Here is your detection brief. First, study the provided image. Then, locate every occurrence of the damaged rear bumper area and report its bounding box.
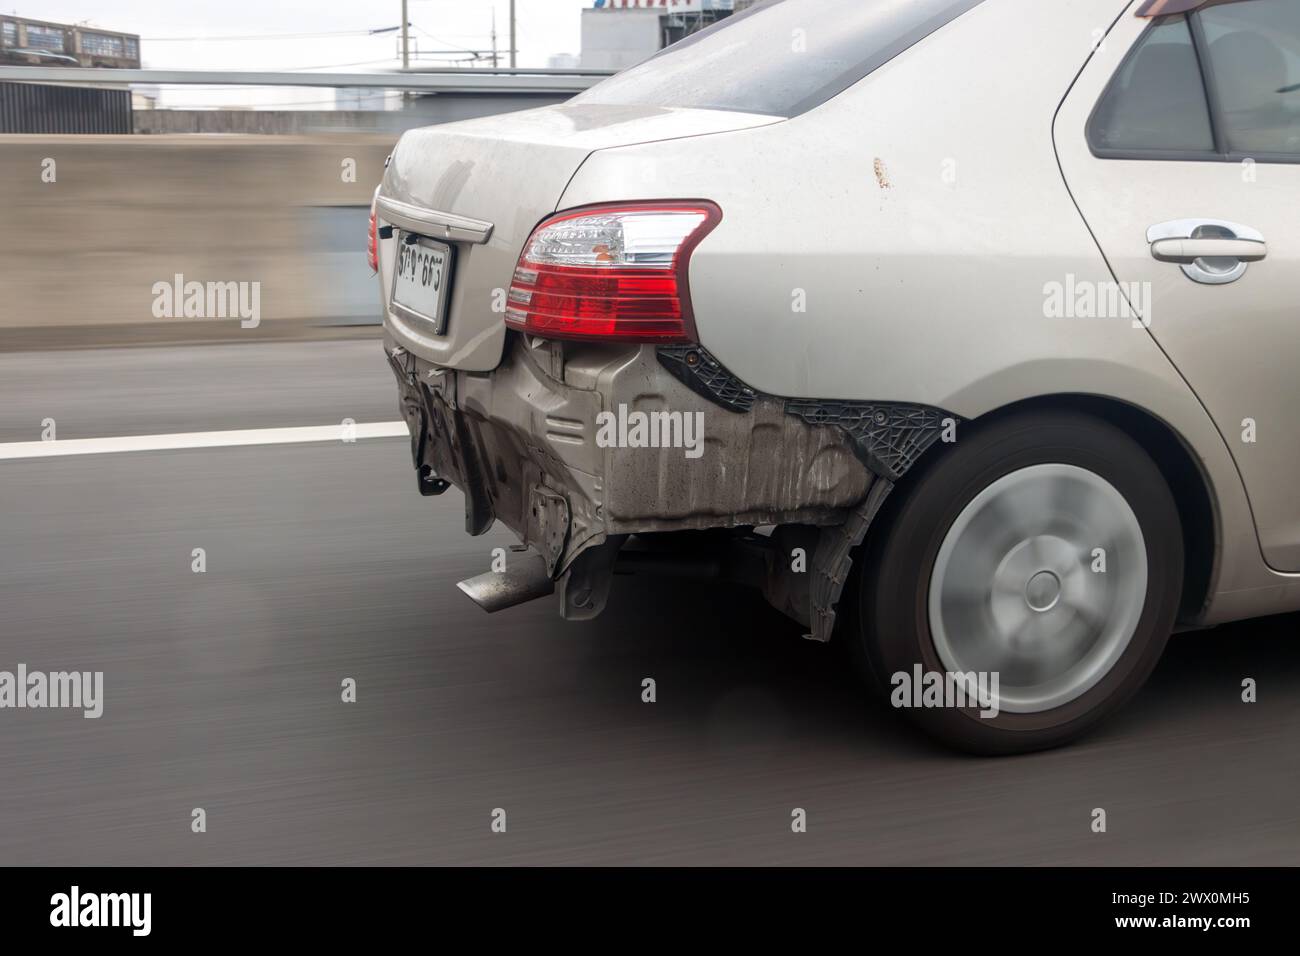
[385,332,953,640]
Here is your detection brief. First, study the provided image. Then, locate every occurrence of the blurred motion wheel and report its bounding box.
[854,410,1183,754]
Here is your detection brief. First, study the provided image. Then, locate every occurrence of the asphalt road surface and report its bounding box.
[2,339,1298,865]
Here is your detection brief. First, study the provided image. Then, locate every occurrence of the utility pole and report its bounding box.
[509,0,516,68]
[400,0,410,71]
[491,9,498,69]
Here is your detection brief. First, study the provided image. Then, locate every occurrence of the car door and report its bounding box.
[1055,0,1300,571]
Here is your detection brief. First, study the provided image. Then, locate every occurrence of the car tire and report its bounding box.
[853,409,1184,755]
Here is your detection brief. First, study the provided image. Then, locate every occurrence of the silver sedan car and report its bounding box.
[371,0,1300,753]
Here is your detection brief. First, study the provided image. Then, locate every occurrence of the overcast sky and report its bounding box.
[17,1,594,106]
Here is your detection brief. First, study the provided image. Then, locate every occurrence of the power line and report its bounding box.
[141,21,503,58]
[142,28,382,42]
[410,23,478,54]
[286,59,401,72]
[138,58,400,78]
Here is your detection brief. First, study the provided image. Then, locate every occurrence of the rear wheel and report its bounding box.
[854,410,1183,754]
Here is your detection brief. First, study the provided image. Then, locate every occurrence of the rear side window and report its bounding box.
[1088,17,1215,154]
[574,0,987,118]
[1089,0,1300,161]
[1199,0,1300,155]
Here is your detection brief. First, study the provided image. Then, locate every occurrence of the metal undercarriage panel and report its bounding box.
[387,333,955,640]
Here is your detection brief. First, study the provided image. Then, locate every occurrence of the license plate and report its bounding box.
[391,233,453,334]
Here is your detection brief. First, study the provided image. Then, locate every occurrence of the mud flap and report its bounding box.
[807,473,894,643]
[558,534,627,621]
[443,399,494,535]
[418,381,492,534]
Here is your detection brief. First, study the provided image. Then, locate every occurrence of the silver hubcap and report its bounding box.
[927,463,1147,714]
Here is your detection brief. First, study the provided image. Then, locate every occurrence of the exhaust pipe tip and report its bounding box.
[456,552,555,613]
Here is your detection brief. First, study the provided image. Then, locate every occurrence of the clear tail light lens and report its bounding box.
[506,202,721,343]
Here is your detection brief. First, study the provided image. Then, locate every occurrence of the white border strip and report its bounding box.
[0,422,409,461]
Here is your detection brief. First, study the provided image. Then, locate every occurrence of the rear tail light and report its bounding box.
[367,188,380,273]
[506,201,721,343]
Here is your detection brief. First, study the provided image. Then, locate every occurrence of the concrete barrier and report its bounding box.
[0,133,396,349]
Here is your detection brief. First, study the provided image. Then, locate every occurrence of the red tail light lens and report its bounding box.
[506,201,721,343]
[367,188,379,273]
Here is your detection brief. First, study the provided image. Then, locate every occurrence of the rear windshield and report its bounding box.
[575,0,987,118]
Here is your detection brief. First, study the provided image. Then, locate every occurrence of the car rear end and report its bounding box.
[372,0,983,630]
[373,143,876,624]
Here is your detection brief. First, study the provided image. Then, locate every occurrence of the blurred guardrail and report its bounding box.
[0,67,610,350]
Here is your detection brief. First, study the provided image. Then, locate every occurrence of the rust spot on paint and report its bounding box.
[873,157,892,190]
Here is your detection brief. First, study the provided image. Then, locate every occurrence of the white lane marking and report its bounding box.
[0,422,409,461]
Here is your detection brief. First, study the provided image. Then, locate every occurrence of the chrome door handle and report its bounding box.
[1147,219,1267,285]
[1150,238,1267,263]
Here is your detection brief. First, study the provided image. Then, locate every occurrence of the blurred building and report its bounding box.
[581,0,735,70]
[1,16,140,69]
[0,17,139,133]
[547,53,582,70]
[334,87,395,112]
[131,84,161,112]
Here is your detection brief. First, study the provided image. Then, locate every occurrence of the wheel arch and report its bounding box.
[896,393,1219,625]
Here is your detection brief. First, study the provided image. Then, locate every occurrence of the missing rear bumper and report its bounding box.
[387,333,955,639]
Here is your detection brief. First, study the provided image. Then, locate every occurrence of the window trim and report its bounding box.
[1086,9,1300,164]
[1136,0,1251,17]
[1187,10,1228,152]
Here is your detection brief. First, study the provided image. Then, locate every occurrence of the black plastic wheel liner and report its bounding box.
[657,343,961,642]
[657,344,956,482]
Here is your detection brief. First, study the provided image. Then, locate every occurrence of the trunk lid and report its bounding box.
[377,103,780,370]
